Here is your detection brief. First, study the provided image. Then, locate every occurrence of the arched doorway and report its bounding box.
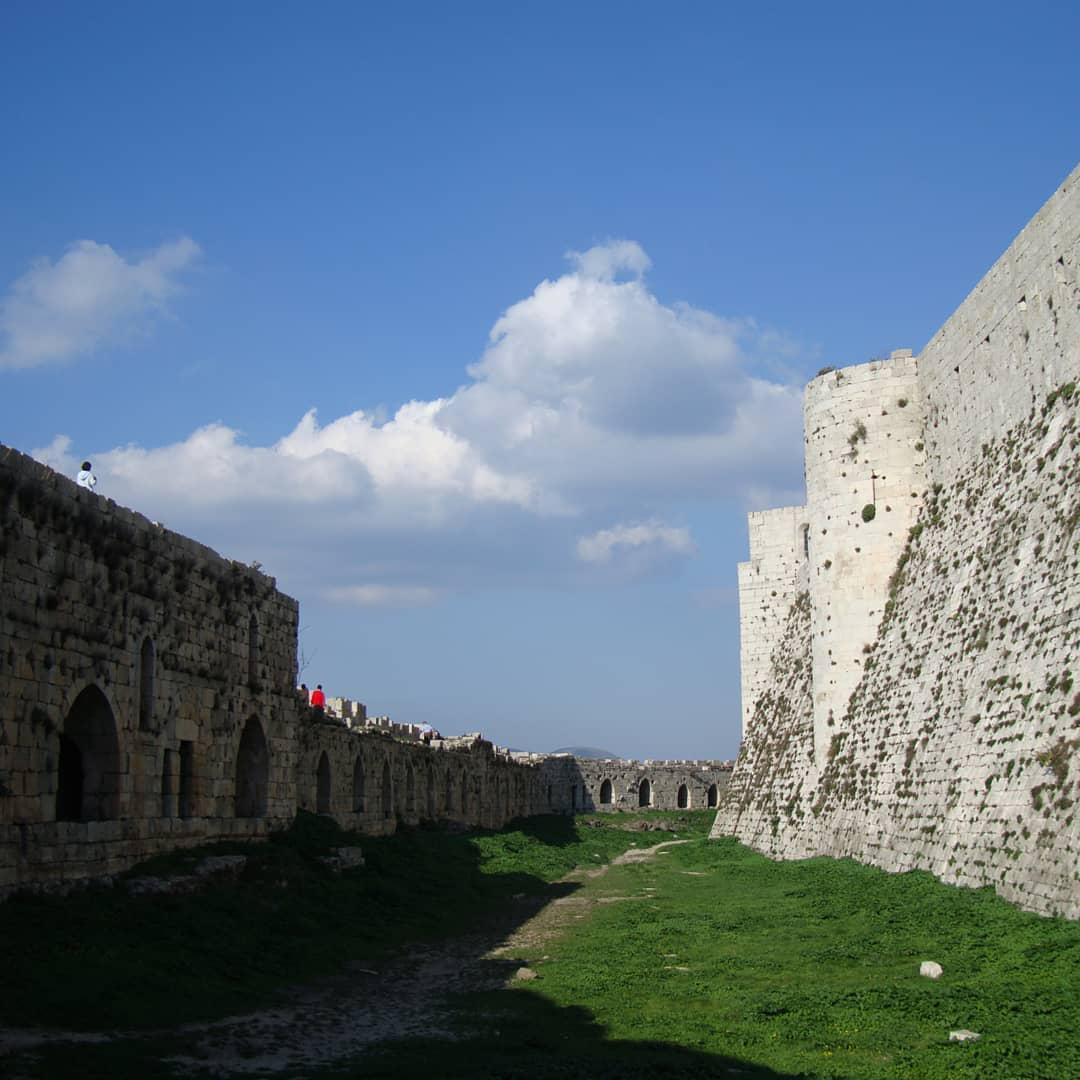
[235,716,269,818]
[445,769,454,813]
[316,752,332,813]
[405,765,416,814]
[353,756,366,813]
[707,783,718,808]
[381,761,392,820]
[638,778,652,807]
[677,783,689,809]
[56,686,121,821]
[426,768,435,818]
[460,770,468,816]
[599,778,613,805]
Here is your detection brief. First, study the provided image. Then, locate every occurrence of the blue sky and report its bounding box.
[2,2,1077,758]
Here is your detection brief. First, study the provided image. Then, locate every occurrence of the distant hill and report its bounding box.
[550,745,621,760]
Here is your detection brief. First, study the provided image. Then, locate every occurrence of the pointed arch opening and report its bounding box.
[426,768,435,817]
[235,716,269,818]
[677,783,689,809]
[707,783,718,808]
[599,778,613,805]
[56,686,121,821]
[316,751,332,813]
[405,764,416,814]
[445,769,454,813]
[638,778,652,807]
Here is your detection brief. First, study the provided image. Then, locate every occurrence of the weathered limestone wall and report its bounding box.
[738,507,807,738]
[804,353,925,764]
[0,445,300,889]
[715,592,816,852]
[536,756,732,813]
[0,445,542,893]
[296,721,538,834]
[918,166,1080,488]
[715,164,1080,919]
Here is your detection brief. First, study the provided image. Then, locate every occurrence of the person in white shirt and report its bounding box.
[76,461,97,492]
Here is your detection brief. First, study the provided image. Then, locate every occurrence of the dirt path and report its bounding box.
[0,839,688,1077]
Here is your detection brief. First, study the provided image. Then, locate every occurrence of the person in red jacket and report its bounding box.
[310,684,326,712]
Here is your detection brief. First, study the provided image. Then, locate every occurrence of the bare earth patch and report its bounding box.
[0,840,688,1077]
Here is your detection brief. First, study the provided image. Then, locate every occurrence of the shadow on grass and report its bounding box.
[0,813,782,1078]
[344,986,799,1078]
[0,814,580,1031]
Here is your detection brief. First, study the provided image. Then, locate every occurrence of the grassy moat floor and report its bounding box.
[1,811,1077,1078]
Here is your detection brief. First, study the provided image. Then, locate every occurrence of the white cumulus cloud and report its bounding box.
[576,521,697,564]
[31,239,807,599]
[0,237,200,369]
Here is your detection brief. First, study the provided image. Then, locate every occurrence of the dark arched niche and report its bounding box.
[677,783,689,809]
[235,716,269,818]
[638,778,652,807]
[707,783,719,808]
[599,778,613,805]
[56,686,121,822]
[316,751,332,813]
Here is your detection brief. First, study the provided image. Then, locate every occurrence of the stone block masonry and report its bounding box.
[534,755,733,813]
[0,446,539,892]
[714,163,1080,919]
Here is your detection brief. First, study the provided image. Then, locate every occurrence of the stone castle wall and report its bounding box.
[737,507,806,738]
[0,446,539,892]
[535,755,732,813]
[714,163,1080,919]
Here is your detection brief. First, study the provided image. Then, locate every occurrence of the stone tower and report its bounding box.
[803,352,924,764]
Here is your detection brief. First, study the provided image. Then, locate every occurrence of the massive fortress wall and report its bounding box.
[0,446,538,892]
[714,164,1080,919]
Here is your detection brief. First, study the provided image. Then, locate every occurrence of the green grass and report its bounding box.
[358,836,1077,1079]
[3,815,1077,1079]
[0,810,684,1031]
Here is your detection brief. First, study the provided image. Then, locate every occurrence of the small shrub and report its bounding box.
[861,503,876,522]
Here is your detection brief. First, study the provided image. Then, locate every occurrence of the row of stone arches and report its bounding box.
[51,687,271,823]
[306,750,528,825]
[51,687,530,828]
[589,777,720,810]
